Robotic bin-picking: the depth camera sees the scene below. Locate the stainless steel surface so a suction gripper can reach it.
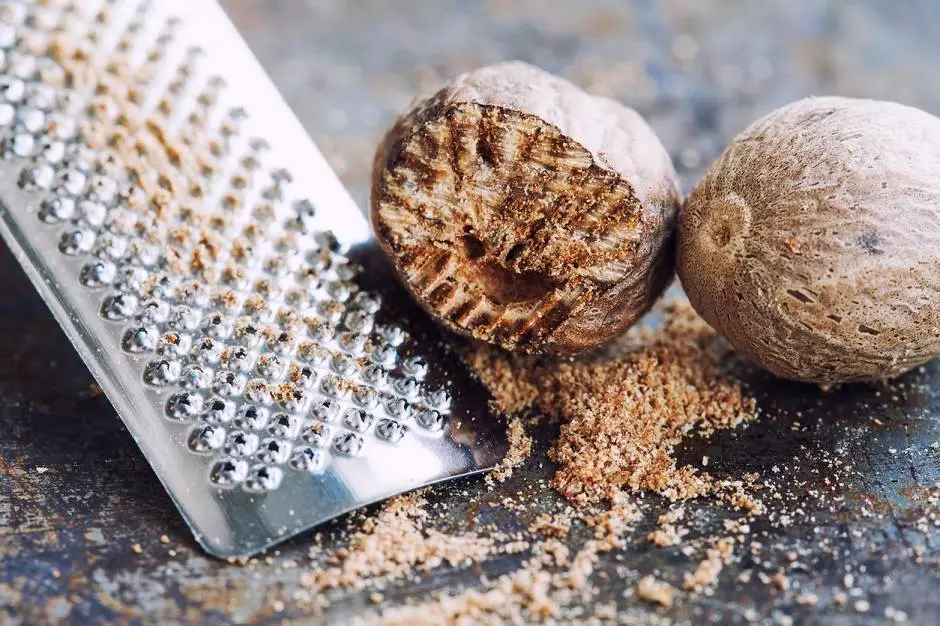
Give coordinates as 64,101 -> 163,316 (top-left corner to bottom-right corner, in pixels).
0,0 -> 505,559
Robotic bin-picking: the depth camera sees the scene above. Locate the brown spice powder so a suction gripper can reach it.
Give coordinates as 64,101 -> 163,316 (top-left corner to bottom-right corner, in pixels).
636,575 -> 676,608
304,492 -> 496,592
350,493 -> 642,625
271,382 -> 299,406
682,536 -> 735,590
649,506 -> 690,547
465,348 -> 539,415
351,566 -> 558,626
467,299 -> 758,506
487,417 -> 534,484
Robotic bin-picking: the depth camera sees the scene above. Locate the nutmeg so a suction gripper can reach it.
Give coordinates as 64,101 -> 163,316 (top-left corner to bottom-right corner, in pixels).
371,61 -> 680,354
678,96 -> 940,383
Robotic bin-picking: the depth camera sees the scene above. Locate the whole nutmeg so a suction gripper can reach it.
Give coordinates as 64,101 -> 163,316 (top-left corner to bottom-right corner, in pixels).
371,61 -> 680,355
678,96 -> 940,383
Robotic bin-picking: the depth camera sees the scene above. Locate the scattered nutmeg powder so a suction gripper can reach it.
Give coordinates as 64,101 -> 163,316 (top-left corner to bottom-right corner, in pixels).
466,298 -> 758,506
682,536 -> 736,591
636,575 -> 676,608
649,506 -> 689,547
464,349 -> 539,416
348,492 -> 642,625
486,417 -> 534,485
304,492 -> 496,592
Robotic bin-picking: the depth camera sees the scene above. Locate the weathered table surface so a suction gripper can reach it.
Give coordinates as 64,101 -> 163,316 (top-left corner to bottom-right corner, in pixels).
2,0 -> 939,624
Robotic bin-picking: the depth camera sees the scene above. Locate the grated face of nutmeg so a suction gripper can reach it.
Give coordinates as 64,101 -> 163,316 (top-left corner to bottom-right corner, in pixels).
371,61 -> 680,355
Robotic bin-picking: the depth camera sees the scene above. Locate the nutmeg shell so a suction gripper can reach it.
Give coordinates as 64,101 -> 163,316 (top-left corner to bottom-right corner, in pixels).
678,96 -> 940,383
371,61 -> 680,354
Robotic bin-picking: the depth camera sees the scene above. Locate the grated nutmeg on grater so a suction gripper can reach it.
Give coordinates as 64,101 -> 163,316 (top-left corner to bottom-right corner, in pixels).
0,0 -> 505,558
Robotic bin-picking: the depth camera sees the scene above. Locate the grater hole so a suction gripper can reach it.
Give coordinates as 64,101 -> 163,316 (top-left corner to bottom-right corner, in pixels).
4,1 -> 454,491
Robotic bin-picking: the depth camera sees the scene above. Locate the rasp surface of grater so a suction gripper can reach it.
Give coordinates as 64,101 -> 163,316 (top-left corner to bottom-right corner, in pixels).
0,0 -> 506,558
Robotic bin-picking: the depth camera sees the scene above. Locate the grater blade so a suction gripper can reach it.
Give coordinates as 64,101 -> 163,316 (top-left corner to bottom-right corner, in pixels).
0,0 -> 506,558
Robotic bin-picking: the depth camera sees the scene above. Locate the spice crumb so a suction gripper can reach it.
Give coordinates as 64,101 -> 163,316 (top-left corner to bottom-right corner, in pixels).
637,575 -> 676,608
487,417 -> 534,484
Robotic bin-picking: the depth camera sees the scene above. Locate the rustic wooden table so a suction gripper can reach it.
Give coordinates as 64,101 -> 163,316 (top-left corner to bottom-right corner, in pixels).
2,0 -> 939,624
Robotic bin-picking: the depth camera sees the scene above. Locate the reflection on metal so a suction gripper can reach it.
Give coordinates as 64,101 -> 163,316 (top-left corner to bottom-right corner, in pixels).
0,0 -> 505,558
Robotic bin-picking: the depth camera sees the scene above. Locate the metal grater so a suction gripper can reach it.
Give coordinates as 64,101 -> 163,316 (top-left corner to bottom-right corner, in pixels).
0,0 -> 505,558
